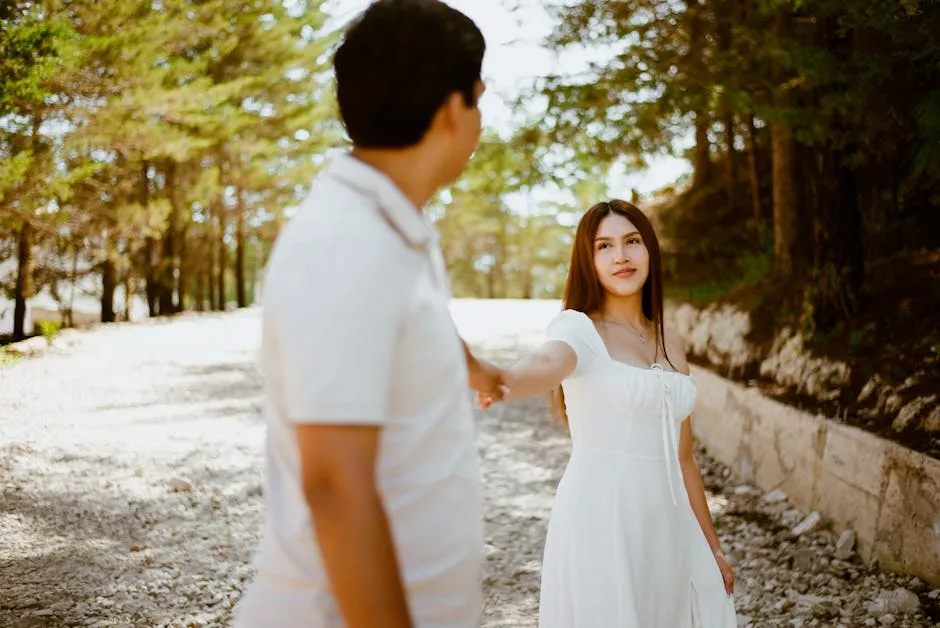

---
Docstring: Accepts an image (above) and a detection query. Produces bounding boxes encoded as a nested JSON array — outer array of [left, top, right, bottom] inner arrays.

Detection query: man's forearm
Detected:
[[461, 338, 477, 371], [305, 484, 412, 627]]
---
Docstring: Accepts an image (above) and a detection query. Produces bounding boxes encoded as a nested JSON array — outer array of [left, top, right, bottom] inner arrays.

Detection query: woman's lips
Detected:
[[613, 268, 636, 278]]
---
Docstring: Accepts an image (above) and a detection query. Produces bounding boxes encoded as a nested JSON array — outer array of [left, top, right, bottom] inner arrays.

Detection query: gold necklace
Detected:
[[602, 318, 648, 345]]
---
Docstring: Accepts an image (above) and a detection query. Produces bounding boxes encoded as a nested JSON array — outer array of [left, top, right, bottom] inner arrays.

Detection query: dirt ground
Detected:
[[1, 309, 935, 627]]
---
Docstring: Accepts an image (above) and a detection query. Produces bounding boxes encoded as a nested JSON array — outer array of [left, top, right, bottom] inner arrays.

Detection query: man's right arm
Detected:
[[297, 423, 412, 628], [270, 234, 414, 625]]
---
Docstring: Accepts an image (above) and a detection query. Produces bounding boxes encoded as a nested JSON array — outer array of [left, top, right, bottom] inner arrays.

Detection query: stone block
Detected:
[[691, 367, 746, 467], [742, 395, 824, 512], [823, 423, 887, 496], [817, 471, 881, 557], [818, 424, 886, 550], [688, 362, 940, 586], [874, 448, 940, 585]]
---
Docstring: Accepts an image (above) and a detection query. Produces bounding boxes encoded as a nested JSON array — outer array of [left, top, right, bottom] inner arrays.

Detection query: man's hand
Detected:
[[468, 356, 508, 400], [462, 340, 509, 404], [474, 390, 501, 411]]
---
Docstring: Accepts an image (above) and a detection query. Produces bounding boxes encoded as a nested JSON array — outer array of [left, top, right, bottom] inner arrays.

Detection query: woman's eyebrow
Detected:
[[594, 231, 641, 242]]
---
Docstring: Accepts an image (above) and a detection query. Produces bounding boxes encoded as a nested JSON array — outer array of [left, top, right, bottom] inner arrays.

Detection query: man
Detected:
[[232, 2, 503, 627]]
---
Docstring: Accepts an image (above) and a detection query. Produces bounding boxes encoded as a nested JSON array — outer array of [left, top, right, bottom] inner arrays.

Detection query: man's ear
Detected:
[[437, 91, 467, 134]]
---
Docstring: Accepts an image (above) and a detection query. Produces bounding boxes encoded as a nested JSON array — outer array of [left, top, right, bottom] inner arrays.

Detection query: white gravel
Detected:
[[1, 308, 937, 628]]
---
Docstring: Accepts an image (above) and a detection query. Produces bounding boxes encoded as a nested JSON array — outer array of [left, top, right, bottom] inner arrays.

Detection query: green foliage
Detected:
[[914, 90, 940, 177], [2, 0, 936, 331], [0, 12, 73, 115], [528, 0, 940, 334], [848, 324, 876, 354], [0, 346, 21, 369], [666, 250, 771, 305], [0, 0, 338, 326], [436, 133, 579, 298], [36, 320, 61, 345]]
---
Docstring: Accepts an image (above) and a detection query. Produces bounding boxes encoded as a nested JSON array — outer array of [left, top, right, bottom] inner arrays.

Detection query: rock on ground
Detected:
[[0, 310, 937, 627]]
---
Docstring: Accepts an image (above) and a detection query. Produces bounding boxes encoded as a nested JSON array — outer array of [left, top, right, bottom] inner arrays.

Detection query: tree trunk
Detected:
[[217, 207, 227, 311], [101, 236, 117, 324], [12, 221, 34, 341], [235, 186, 247, 308], [687, 0, 711, 188], [522, 266, 533, 299], [144, 237, 158, 316], [159, 161, 178, 316], [806, 147, 864, 330], [206, 202, 218, 311], [123, 271, 133, 322], [805, 16, 864, 331], [195, 251, 206, 312], [717, 0, 736, 210], [158, 230, 175, 315], [771, 120, 797, 276], [138, 162, 158, 317], [65, 242, 79, 328], [177, 223, 188, 313], [247, 253, 256, 306], [692, 115, 711, 189], [746, 111, 763, 224], [724, 113, 737, 212], [207, 251, 216, 311], [771, 12, 797, 277], [12, 115, 42, 341], [494, 218, 509, 299]]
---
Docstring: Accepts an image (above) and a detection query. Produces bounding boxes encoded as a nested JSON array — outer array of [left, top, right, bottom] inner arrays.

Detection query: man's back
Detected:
[[234, 2, 493, 625], [234, 154, 483, 627]]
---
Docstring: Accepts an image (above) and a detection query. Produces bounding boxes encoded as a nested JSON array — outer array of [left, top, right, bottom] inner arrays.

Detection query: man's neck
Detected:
[[351, 147, 441, 211]]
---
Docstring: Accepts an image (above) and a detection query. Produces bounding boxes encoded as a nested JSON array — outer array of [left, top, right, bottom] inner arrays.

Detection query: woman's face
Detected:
[[592, 213, 650, 298]]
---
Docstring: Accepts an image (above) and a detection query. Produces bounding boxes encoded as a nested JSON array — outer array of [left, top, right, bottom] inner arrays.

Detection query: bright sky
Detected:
[[324, 0, 691, 197]]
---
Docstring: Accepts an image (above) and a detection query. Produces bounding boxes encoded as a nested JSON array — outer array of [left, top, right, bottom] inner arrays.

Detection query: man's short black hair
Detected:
[[333, 0, 485, 149]]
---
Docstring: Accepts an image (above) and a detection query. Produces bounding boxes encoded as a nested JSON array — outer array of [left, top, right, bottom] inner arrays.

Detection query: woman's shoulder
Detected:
[[661, 324, 691, 374], [547, 309, 602, 354], [662, 324, 686, 349], [549, 308, 591, 328]]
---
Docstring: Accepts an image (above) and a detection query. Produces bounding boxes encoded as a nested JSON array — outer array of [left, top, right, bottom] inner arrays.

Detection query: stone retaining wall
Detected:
[[668, 301, 939, 442], [691, 365, 940, 586]]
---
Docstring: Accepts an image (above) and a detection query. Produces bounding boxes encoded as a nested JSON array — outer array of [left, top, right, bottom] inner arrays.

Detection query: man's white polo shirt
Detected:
[[233, 153, 484, 628]]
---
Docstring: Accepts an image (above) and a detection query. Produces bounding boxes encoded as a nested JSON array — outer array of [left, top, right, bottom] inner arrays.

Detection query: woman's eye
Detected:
[[598, 243, 609, 250], [627, 237, 641, 245]]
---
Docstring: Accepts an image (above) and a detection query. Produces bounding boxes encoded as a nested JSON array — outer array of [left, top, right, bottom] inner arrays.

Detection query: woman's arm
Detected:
[[490, 340, 577, 403], [679, 419, 724, 555], [679, 418, 734, 595], [668, 326, 733, 594]]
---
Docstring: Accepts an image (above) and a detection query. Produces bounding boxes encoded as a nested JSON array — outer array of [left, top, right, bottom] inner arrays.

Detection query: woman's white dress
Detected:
[[538, 309, 737, 628]]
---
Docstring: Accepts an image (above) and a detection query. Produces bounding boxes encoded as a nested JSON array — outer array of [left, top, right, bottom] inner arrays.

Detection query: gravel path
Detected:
[[1, 310, 937, 628]]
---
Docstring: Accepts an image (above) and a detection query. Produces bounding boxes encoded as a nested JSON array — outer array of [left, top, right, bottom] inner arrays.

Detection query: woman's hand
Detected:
[[714, 551, 734, 596], [468, 356, 505, 400], [474, 390, 505, 410]]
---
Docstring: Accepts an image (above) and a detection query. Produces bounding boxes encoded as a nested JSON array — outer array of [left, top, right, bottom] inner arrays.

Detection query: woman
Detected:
[[478, 200, 737, 627]]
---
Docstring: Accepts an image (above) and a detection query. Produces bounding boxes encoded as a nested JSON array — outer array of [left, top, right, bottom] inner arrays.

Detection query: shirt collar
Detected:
[[325, 152, 435, 250]]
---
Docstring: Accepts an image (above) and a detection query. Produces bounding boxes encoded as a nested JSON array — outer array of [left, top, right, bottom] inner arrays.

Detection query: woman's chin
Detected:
[[603, 283, 643, 298]]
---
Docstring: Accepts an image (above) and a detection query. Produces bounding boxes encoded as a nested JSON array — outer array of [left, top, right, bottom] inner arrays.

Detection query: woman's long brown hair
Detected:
[[550, 200, 673, 425]]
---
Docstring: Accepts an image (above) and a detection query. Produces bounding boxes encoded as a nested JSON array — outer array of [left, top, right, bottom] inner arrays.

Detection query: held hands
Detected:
[[714, 551, 735, 596], [474, 390, 503, 411], [467, 356, 510, 410]]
